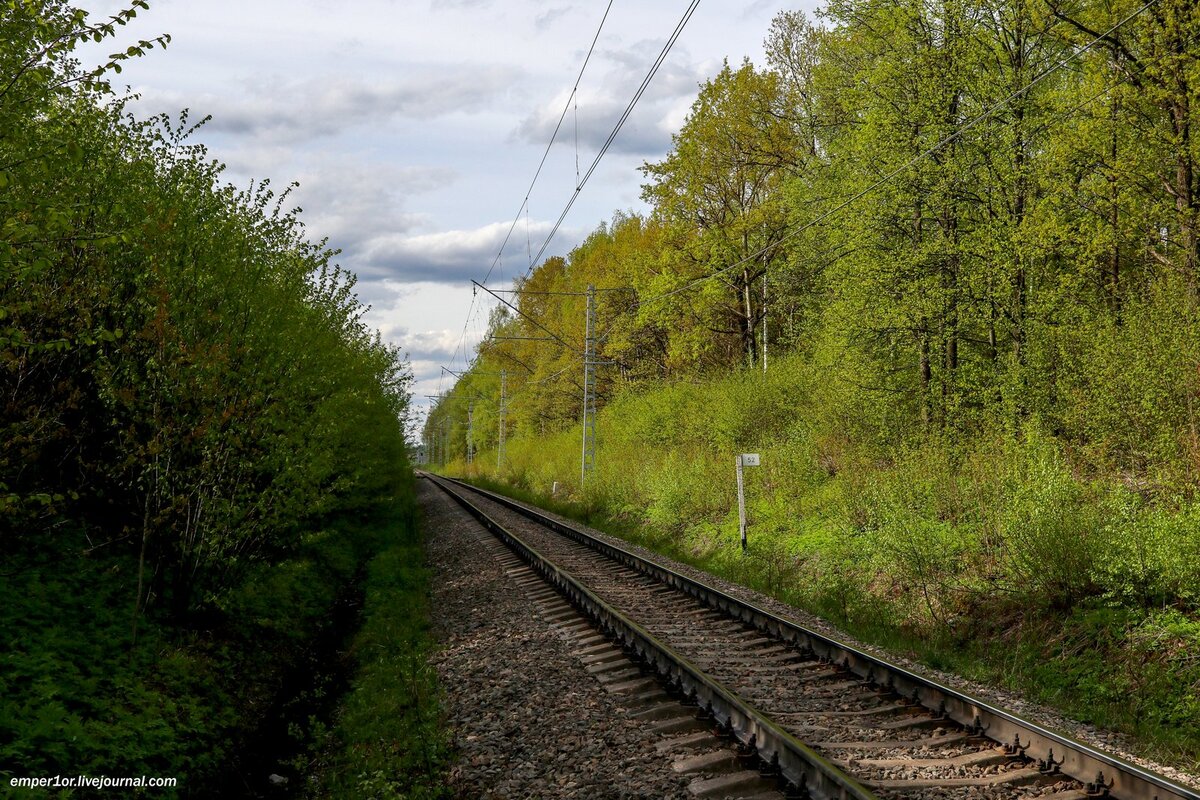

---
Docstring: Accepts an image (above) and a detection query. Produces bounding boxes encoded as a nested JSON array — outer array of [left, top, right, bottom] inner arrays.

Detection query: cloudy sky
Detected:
[[78, 0, 818, 431]]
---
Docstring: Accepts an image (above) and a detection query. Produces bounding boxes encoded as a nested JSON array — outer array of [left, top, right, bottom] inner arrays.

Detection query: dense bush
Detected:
[[1, 2, 418, 791], [0, 503, 403, 790], [1, 0, 410, 616]]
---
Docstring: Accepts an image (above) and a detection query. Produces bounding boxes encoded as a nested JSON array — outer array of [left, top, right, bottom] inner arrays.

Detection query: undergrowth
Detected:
[[306, 493, 448, 799], [0, 487, 422, 797], [443, 352, 1200, 773]]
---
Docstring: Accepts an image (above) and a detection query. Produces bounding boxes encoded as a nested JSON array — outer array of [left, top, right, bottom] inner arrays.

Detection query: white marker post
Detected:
[[736, 453, 761, 552]]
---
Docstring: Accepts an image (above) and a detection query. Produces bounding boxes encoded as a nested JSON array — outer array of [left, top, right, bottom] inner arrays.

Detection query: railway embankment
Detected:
[[436, 453, 1200, 791]]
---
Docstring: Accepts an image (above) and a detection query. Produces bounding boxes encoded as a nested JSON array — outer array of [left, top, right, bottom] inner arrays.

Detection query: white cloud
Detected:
[[431, 0, 492, 8], [393, 328, 473, 363], [535, 6, 573, 31], [362, 282, 487, 366], [741, 0, 776, 21], [132, 68, 522, 145], [358, 218, 572, 284], [363, 281, 493, 424], [513, 38, 706, 158], [292, 160, 452, 260]]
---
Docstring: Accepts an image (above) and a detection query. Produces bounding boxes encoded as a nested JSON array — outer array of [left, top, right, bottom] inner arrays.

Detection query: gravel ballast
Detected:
[[420, 478, 695, 799]]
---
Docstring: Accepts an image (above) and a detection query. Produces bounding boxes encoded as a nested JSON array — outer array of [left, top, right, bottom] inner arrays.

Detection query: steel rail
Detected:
[[423, 472, 877, 800], [438, 474, 1200, 800]]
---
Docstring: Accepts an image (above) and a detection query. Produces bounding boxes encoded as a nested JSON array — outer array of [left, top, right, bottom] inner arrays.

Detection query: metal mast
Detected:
[[472, 281, 626, 483], [581, 283, 597, 484], [497, 369, 507, 469], [466, 400, 475, 464]]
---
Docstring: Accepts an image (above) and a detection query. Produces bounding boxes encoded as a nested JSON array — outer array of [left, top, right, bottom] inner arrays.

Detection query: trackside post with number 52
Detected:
[[735, 453, 761, 551]]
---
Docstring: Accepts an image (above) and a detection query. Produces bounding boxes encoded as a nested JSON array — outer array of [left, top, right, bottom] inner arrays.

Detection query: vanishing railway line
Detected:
[[423, 472, 1199, 800]]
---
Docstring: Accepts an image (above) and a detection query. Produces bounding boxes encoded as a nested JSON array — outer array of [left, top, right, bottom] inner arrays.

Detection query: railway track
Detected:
[[422, 472, 1199, 800]]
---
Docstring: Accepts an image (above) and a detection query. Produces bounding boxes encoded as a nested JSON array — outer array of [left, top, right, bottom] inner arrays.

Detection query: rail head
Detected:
[[434, 473, 1200, 800], [424, 472, 879, 800]]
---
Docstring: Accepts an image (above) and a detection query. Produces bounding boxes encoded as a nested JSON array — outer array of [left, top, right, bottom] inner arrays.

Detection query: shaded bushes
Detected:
[[0, 501, 403, 791], [1, 3, 419, 791], [307, 498, 448, 800]]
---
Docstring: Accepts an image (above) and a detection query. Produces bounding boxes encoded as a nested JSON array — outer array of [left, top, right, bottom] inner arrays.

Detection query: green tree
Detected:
[[641, 60, 802, 371]]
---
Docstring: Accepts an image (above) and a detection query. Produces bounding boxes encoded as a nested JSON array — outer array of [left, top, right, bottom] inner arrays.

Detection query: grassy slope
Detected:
[[0, 486, 429, 797], [306, 487, 448, 799], [445, 353, 1200, 772]]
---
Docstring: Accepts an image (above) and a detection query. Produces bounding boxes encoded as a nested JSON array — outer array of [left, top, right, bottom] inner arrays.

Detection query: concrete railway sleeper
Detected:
[[424, 473, 1200, 800]]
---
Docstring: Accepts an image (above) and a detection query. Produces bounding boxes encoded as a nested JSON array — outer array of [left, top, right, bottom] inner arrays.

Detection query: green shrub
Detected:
[[996, 433, 1103, 609]]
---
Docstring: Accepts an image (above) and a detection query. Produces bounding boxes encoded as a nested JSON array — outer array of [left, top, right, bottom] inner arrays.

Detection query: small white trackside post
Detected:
[[736, 453, 760, 552]]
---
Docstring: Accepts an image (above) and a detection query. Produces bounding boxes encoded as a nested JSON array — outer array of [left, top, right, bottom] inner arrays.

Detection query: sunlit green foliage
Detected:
[[1, 0, 417, 789], [432, 0, 1200, 764], [456, 353, 1200, 764]]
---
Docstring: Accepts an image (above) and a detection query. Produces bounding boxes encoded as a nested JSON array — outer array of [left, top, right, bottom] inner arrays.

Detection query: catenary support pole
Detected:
[[497, 369, 507, 469], [581, 283, 597, 484], [467, 400, 474, 464]]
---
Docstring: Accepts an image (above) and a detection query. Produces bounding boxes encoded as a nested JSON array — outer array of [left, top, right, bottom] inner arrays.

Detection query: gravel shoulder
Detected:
[[419, 479, 695, 799]]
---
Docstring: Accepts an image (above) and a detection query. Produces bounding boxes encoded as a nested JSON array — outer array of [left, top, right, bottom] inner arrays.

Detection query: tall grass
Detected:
[[307, 497, 449, 799], [447, 351, 1200, 769]]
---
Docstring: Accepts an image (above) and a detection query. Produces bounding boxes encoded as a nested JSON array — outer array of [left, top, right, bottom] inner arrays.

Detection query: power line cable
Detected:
[[480, 0, 615, 289], [453, 1, 702, 373], [525, 0, 703, 276], [445, 0, 615, 377]]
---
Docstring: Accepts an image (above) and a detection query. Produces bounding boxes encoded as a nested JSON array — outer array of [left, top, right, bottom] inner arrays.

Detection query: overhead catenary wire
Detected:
[[455, 0, 703, 375], [472, 280, 580, 352], [451, 0, 702, 374], [480, 0, 615, 289], [525, 0, 703, 276], [448, 1, 701, 379], [488, 286, 631, 296], [443, 1, 615, 378]]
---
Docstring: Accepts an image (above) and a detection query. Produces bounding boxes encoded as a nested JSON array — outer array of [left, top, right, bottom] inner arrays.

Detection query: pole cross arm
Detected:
[[472, 280, 579, 352]]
